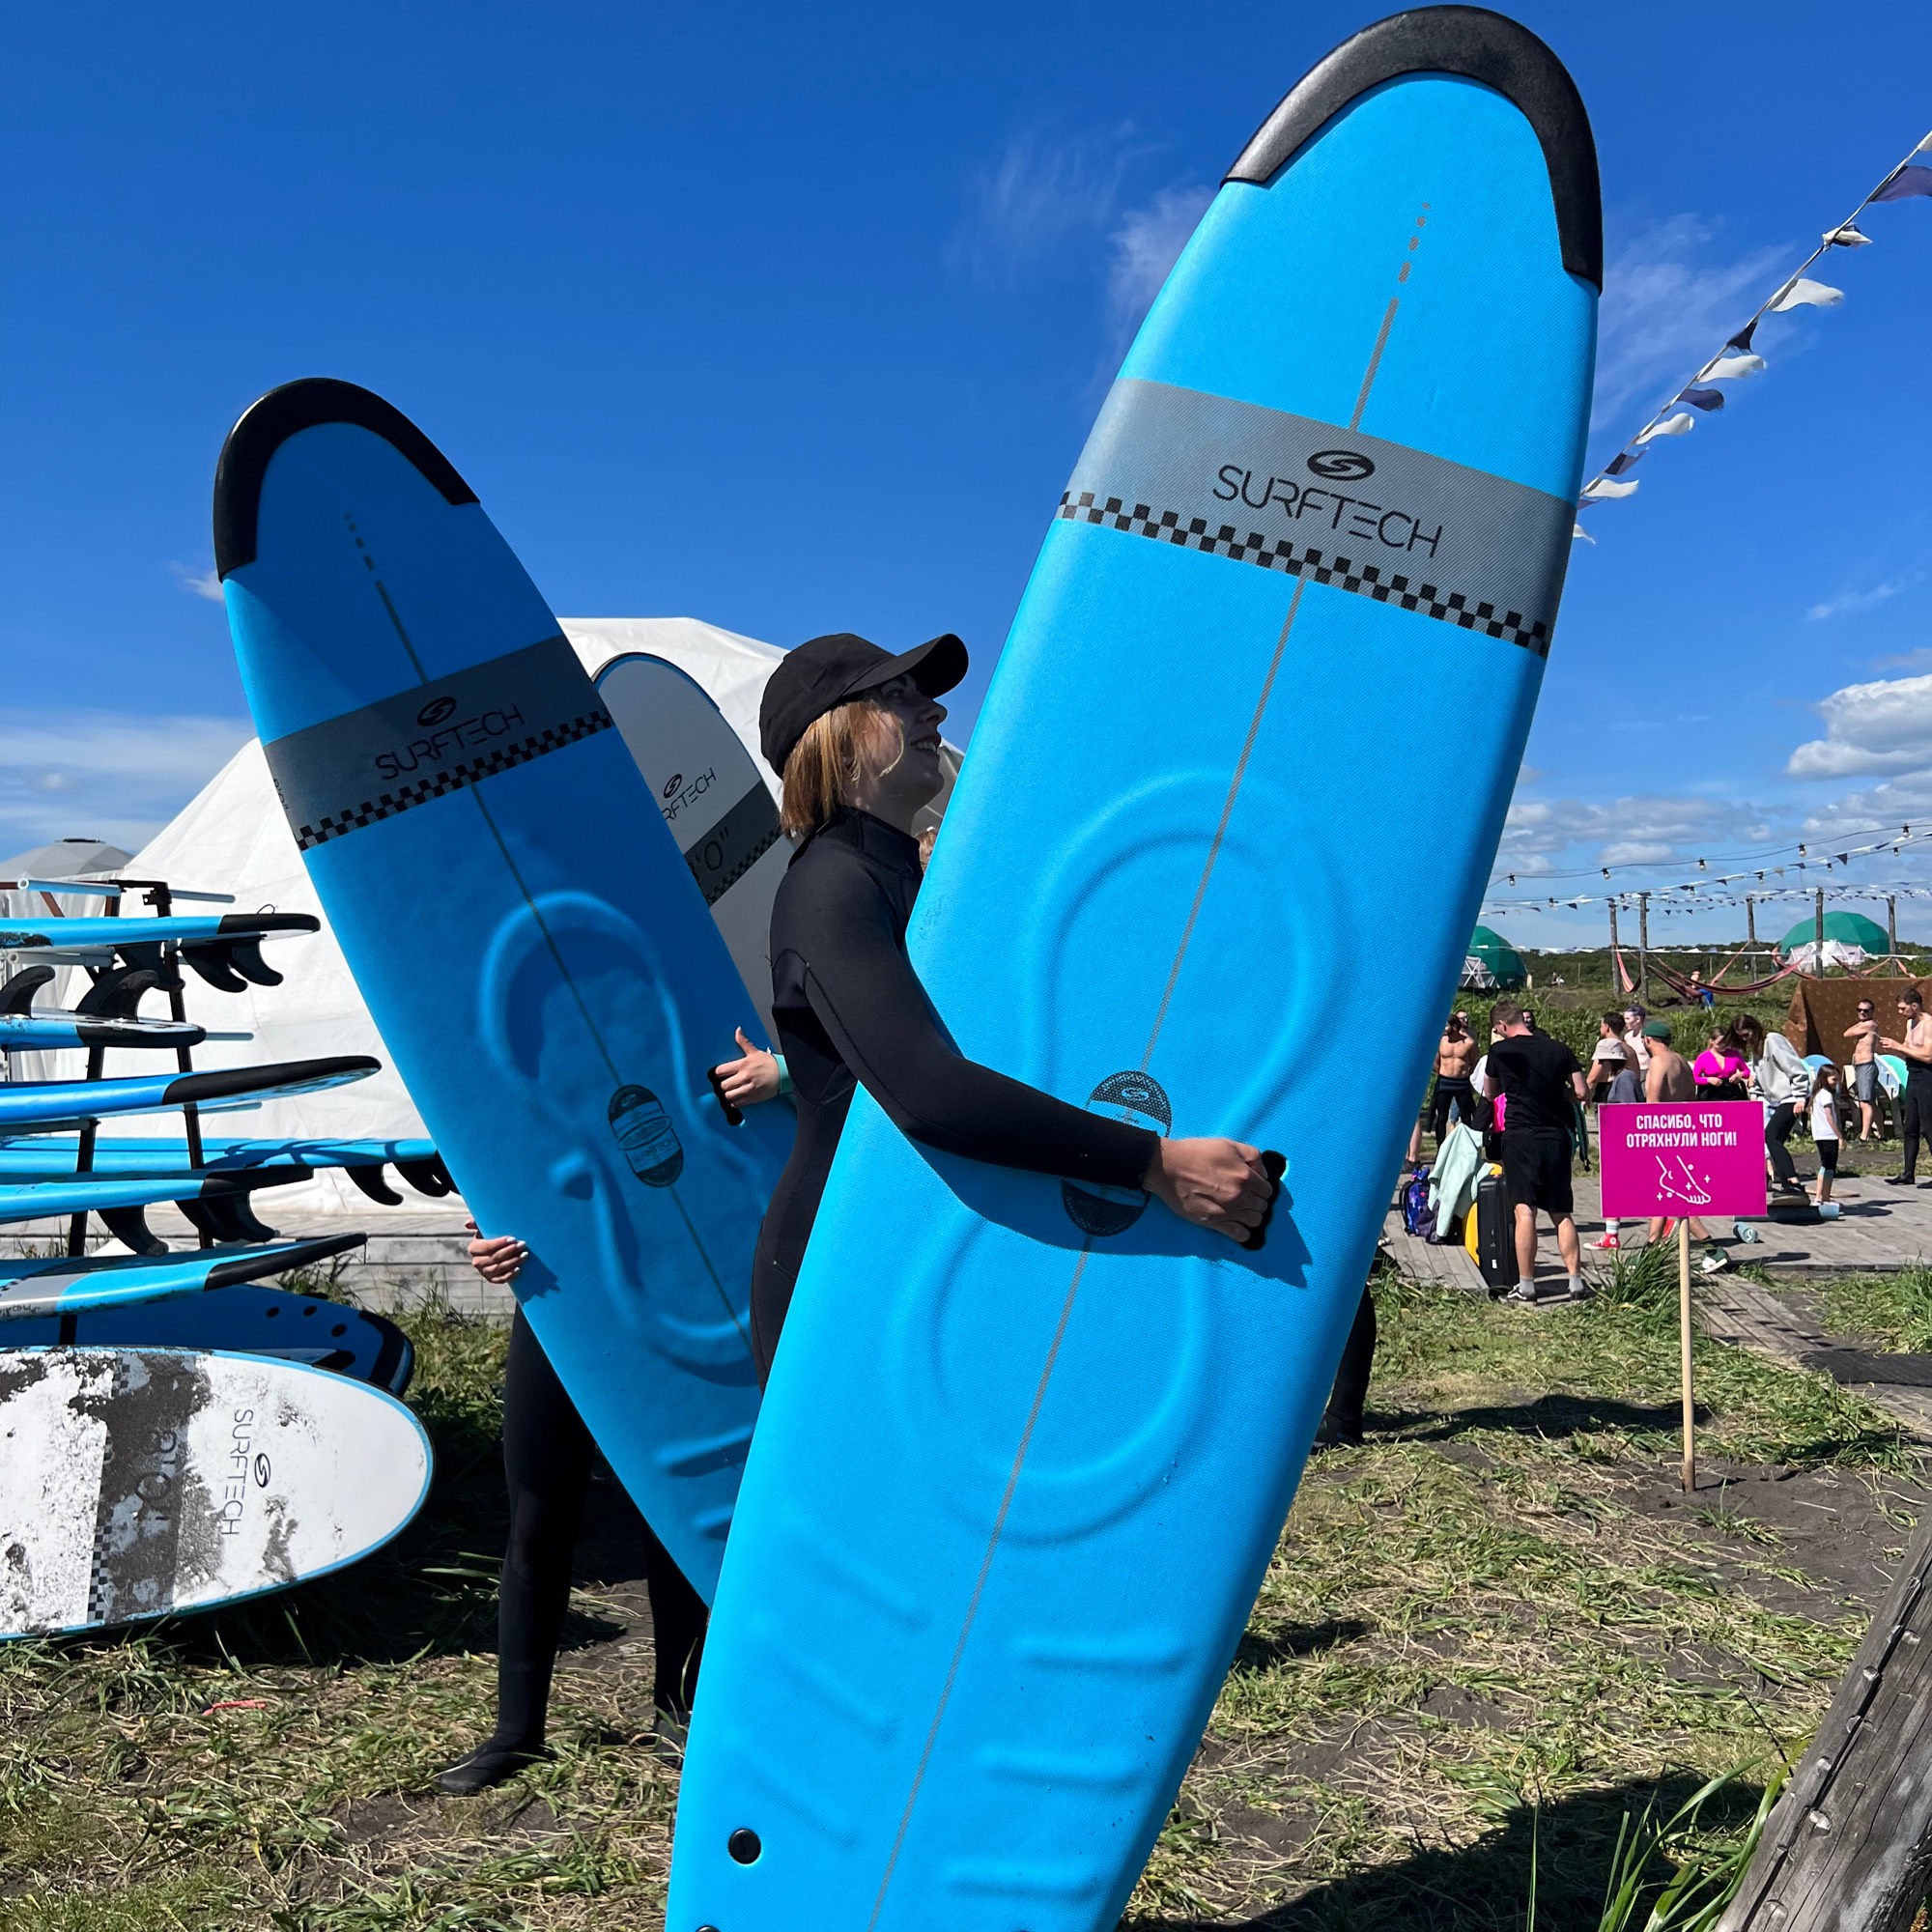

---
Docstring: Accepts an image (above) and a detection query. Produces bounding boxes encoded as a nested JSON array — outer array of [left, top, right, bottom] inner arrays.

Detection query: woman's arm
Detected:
[[788, 858, 1278, 1239]]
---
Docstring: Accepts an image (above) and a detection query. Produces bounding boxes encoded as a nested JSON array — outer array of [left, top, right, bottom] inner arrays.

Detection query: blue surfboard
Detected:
[[668, 13, 1599, 1927], [0, 1012, 208, 1054], [214, 381, 791, 1601], [0, 1166, 313, 1226], [2, 1285, 412, 1393], [0, 1057, 377, 1135], [0, 914, 316, 945], [0, 1136, 445, 1207], [0, 1234, 365, 1321]]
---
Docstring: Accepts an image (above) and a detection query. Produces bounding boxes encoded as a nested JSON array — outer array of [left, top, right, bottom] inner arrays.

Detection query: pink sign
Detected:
[[1599, 1102, 1769, 1219]]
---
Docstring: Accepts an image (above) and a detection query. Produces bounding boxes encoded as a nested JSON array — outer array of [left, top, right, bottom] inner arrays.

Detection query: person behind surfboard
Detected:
[[749, 631, 1277, 1381], [438, 1236, 717, 1792]]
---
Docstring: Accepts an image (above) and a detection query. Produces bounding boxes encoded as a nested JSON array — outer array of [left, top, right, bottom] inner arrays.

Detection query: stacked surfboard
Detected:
[[0, 889, 437, 1640]]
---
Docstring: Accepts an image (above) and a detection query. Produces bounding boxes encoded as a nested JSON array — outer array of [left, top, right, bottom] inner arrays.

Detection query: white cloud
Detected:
[[948, 126, 1147, 286], [1806, 575, 1918, 621], [0, 707, 248, 859], [1591, 214, 1786, 430], [1788, 672, 1932, 779], [1496, 788, 1776, 878], [1104, 182, 1212, 350], [169, 562, 225, 604]]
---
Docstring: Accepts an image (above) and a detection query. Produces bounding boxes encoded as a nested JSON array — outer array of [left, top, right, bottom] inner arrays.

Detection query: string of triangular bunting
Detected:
[[1575, 131, 1932, 539]]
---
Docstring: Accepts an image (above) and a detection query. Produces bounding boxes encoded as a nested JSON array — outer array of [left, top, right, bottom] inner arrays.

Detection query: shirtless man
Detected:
[[1846, 998, 1880, 1142], [1428, 1011, 1481, 1144], [1882, 990, 1932, 1184]]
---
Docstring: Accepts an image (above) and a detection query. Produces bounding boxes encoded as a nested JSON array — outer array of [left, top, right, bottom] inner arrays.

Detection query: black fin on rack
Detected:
[[99, 1206, 169, 1258], [347, 1163, 405, 1207], [0, 966, 55, 1014]]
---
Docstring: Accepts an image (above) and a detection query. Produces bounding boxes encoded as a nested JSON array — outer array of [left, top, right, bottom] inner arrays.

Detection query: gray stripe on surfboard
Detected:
[[1058, 377, 1573, 655], [86, 1351, 213, 1628], [682, 782, 783, 908], [262, 635, 614, 852]]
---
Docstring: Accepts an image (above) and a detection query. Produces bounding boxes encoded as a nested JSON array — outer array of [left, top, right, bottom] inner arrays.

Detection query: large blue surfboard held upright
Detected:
[[670, 10, 1599, 1927], [214, 382, 790, 1599]]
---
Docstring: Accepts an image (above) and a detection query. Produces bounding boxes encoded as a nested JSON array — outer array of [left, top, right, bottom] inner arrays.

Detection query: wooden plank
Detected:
[[1719, 1497, 1932, 1931]]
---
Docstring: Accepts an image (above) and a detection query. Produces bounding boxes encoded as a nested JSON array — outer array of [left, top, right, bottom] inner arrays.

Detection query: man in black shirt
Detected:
[[1482, 1000, 1589, 1303]]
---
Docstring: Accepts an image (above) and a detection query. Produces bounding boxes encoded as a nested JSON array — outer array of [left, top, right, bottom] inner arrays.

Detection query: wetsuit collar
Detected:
[[799, 808, 922, 868]]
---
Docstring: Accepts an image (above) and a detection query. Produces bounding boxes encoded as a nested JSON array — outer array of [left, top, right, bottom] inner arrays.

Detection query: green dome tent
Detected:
[[1776, 910, 1890, 961], [1461, 924, 1526, 990]]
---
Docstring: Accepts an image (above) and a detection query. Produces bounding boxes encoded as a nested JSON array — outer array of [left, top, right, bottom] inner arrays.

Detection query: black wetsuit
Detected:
[[750, 809, 1159, 1380], [1905, 1053, 1932, 1181], [489, 1312, 707, 1747]]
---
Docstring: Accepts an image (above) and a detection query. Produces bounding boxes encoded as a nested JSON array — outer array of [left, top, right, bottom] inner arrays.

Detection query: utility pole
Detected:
[[1816, 887, 1827, 975], [1637, 891, 1650, 1001]]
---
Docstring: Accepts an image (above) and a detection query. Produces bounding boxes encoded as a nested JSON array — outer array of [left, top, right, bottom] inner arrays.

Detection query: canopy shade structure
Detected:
[[1461, 924, 1526, 990], [1776, 910, 1891, 961]]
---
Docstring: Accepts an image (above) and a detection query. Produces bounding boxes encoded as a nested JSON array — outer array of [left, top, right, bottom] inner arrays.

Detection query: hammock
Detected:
[[1613, 941, 1800, 1000]]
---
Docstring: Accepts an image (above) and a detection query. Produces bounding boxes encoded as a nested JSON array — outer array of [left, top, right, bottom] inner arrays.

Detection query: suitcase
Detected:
[[1475, 1168, 1519, 1294]]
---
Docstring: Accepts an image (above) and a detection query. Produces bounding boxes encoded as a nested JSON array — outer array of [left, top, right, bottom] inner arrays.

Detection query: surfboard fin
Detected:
[[0, 966, 55, 1014], [222, 939, 283, 987], [76, 964, 170, 1020], [99, 1205, 170, 1258], [346, 1163, 405, 1206], [183, 946, 251, 993], [183, 1194, 280, 1245], [396, 1158, 451, 1198]]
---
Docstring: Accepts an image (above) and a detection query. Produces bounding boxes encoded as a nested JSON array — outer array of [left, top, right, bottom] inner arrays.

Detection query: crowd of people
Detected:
[[1419, 985, 1932, 1297]]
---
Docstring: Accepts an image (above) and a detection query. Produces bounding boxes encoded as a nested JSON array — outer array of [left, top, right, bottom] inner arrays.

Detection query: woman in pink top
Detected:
[[1693, 1028, 1750, 1100]]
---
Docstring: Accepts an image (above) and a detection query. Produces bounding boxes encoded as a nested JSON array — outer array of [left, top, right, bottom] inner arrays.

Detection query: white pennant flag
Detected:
[[1770, 276, 1844, 311], [1572, 522, 1596, 543], [1700, 352, 1766, 383], [1635, 412, 1694, 443], [1581, 476, 1639, 500], [1917, 130, 1932, 153], [1825, 221, 1872, 246]]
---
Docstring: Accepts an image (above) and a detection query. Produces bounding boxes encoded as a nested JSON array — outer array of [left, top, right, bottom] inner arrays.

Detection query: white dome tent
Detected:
[[36, 618, 960, 1229]]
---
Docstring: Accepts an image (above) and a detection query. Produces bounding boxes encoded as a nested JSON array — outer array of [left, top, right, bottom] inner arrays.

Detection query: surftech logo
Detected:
[[1307, 448, 1375, 481], [416, 696, 459, 727]]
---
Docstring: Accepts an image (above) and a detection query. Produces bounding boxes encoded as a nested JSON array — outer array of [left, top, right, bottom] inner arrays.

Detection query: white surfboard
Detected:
[[0, 1347, 432, 1638], [594, 652, 789, 1036]]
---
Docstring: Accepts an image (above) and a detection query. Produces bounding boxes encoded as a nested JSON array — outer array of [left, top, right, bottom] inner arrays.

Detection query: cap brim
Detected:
[[839, 633, 968, 705]]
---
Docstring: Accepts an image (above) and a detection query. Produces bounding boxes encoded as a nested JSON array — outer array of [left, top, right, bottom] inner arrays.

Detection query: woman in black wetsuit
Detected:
[[750, 630, 1276, 1378]]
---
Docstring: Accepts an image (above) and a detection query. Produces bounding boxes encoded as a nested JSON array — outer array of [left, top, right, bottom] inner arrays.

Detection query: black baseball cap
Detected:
[[759, 631, 967, 775]]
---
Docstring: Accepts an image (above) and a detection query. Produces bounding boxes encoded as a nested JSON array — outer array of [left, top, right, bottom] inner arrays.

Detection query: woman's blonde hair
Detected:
[[779, 697, 904, 840]]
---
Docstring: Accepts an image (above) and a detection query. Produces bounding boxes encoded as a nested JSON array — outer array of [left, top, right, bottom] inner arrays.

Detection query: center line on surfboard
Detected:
[[1144, 260, 1409, 1066], [351, 532, 751, 1352], [868, 1240, 1095, 1929], [871, 266, 1417, 1903]]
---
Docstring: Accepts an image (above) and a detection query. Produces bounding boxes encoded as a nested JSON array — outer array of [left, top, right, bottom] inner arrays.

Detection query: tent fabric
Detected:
[[13, 617, 954, 1214], [1776, 910, 1890, 959], [0, 838, 133, 879], [1463, 924, 1526, 989]]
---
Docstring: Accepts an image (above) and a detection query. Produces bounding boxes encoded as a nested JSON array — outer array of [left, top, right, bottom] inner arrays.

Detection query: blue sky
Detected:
[[3, 2, 1930, 943]]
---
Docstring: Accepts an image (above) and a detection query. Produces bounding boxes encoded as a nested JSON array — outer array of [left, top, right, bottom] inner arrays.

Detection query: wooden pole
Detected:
[[1747, 894, 1757, 949], [1816, 887, 1827, 975], [1679, 1218, 1694, 1495], [1638, 891, 1650, 1001], [1890, 894, 1899, 962], [1719, 1495, 1932, 1930], [1608, 898, 1621, 989]]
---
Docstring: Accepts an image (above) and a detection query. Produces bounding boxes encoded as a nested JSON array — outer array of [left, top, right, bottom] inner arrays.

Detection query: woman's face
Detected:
[[855, 672, 948, 823]]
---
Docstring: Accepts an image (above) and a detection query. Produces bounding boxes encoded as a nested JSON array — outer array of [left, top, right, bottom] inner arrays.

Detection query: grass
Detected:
[[1818, 1263, 1932, 1354], [2, 1271, 1918, 1930]]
